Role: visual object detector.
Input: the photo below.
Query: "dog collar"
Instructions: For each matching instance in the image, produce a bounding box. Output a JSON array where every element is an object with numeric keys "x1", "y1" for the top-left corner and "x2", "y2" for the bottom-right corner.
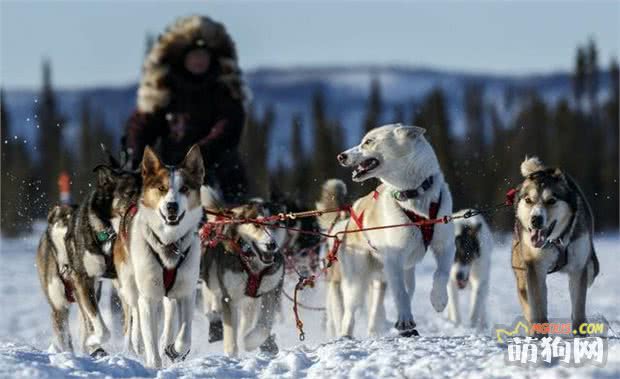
[
  {"x1": 96, "y1": 228, "x2": 117, "y2": 243},
  {"x1": 392, "y1": 176, "x2": 434, "y2": 202}
]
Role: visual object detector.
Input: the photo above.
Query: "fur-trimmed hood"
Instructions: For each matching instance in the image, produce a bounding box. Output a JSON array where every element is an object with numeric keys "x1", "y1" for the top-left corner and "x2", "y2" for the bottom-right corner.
[{"x1": 137, "y1": 15, "x2": 250, "y2": 113}]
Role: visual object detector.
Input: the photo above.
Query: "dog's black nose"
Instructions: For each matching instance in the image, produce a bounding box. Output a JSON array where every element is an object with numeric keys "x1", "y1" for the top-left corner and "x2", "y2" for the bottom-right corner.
[
  {"x1": 531, "y1": 215, "x2": 544, "y2": 229},
  {"x1": 166, "y1": 202, "x2": 179, "y2": 215},
  {"x1": 456, "y1": 272, "x2": 467, "y2": 282},
  {"x1": 265, "y1": 241, "x2": 277, "y2": 252},
  {"x1": 337, "y1": 153, "x2": 347, "y2": 164}
]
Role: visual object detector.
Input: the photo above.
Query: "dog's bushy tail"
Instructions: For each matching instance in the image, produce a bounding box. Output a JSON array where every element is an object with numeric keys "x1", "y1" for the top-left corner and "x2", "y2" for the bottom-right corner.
[
  {"x1": 520, "y1": 156, "x2": 546, "y2": 177},
  {"x1": 315, "y1": 179, "x2": 348, "y2": 230},
  {"x1": 587, "y1": 243, "x2": 600, "y2": 287}
]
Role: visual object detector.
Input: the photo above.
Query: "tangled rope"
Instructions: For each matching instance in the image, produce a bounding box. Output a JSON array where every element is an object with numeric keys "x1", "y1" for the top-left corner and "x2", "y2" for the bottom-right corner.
[{"x1": 200, "y1": 188, "x2": 518, "y2": 340}]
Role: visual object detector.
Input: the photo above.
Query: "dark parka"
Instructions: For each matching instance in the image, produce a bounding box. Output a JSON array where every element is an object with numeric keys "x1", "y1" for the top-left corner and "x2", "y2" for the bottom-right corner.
[{"x1": 125, "y1": 15, "x2": 249, "y2": 202}]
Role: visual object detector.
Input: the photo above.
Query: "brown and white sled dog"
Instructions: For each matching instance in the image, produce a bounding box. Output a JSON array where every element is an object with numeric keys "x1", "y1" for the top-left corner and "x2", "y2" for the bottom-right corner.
[
  {"x1": 113, "y1": 145, "x2": 204, "y2": 367},
  {"x1": 512, "y1": 157, "x2": 599, "y2": 333},
  {"x1": 36, "y1": 205, "x2": 85, "y2": 352},
  {"x1": 200, "y1": 204, "x2": 283, "y2": 357},
  {"x1": 447, "y1": 211, "x2": 492, "y2": 329},
  {"x1": 334, "y1": 124, "x2": 454, "y2": 337}
]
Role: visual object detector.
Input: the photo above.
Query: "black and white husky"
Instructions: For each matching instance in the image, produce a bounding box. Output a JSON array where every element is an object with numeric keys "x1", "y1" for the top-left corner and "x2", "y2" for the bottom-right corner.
[
  {"x1": 512, "y1": 157, "x2": 599, "y2": 333},
  {"x1": 447, "y1": 211, "x2": 492, "y2": 329},
  {"x1": 200, "y1": 203, "x2": 284, "y2": 357}
]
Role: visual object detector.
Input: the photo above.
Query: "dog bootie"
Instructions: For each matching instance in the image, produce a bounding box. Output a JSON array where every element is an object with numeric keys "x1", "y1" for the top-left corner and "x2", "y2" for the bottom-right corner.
[
  {"x1": 259, "y1": 334, "x2": 278, "y2": 355},
  {"x1": 208, "y1": 320, "x2": 224, "y2": 343},
  {"x1": 400, "y1": 329, "x2": 420, "y2": 338},
  {"x1": 164, "y1": 344, "x2": 190, "y2": 362},
  {"x1": 90, "y1": 347, "x2": 108, "y2": 359}
]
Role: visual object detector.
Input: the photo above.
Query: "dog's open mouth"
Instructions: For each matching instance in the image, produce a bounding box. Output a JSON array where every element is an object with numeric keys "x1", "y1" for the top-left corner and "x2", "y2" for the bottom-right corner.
[
  {"x1": 160, "y1": 210, "x2": 185, "y2": 226},
  {"x1": 352, "y1": 158, "x2": 380, "y2": 180},
  {"x1": 456, "y1": 279, "x2": 468, "y2": 289},
  {"x1": 528, "y1": 220, "x2": 556, "y2": 248}
]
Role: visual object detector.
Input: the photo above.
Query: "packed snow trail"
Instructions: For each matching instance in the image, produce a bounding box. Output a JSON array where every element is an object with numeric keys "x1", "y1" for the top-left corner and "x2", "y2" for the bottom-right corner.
[{"x1": 1, "y1": 223, "x2": 618, "y2": 378}]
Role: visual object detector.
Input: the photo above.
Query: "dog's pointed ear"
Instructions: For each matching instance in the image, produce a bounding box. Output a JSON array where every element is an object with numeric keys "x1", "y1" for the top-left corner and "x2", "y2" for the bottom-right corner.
[
  {"x1": 141, "y1": 146, "x2": 163, "y2": 178},
  {"x1": 93, "y1": 164, "x2": 117, "y2": 188},
  {"x1": 394, "y1": 125, "x2": 426, "y2": 139},
  {"x1": 47, "y1": 205, "x2": 62, "y2": 223},
  {"x1": 181, "y1": 144, "x2": 205, "y2": 182},
  {"x1": 551, "y1": 167, "x2": 567, "y2": 182}
]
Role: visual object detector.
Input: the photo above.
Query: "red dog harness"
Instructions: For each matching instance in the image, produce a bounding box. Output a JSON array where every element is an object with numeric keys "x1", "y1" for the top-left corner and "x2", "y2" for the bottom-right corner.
[
  {"x1": 239, "y1": 255, "x2": 284, "y2": 298},
  {"x1": 403, "y1": 193, "x2": 442, "y2": 250},
  {"x1": 350, "y1": 188, "x2": 442, "y2": 250},
  {"x1": 239, "y1": 257, "x2": 274, "y2": 298}
]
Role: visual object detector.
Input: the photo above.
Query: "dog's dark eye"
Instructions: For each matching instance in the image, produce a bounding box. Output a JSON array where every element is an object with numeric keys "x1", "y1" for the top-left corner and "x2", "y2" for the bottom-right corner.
[
  {"x1": 158, "y1": 185, "x2": 167, "y2": 193},
  {"x1": 179, "y1": 185, "x2": 189, "y2": 194},
  {"x1": 524, "y1": 197, "x2": 533, "y2": 205},
  {"x1": 545, "y1": 198, "x2": 557, "y2": 205},
  {"x1": 363, "y1": 139, "x2": 373, "y2": 146}
]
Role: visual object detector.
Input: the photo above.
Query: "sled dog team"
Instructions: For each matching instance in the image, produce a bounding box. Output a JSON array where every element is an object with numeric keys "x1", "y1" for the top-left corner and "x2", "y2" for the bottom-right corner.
[{"x1": 37, "y1": 123, "x2": 599, "y2": 367}]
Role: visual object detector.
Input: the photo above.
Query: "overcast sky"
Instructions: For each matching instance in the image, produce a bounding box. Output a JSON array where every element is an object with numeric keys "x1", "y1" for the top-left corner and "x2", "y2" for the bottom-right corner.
[{"x1": 1, "y1": 0, "x2": 618, "y2": 89}]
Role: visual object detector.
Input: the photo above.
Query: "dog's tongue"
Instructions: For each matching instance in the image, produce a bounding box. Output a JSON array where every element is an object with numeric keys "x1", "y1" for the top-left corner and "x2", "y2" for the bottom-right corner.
[{"x1": 531, "y1": 229, "x2": 545, "y2": 248}]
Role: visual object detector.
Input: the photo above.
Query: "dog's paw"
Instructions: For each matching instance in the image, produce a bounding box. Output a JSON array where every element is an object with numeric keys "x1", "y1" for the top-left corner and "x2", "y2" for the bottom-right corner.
[
  {"x1": 430, "y1": 275, "x2": 449, "y2": 312},
  {"x1": 164, "y1": 344, "x2": 190, "y2": 362},
  {"x1": 208, "y1": 320, "x2": 223, "y2": 343},
  {"x1": 89, "y1": 347, "x2": 108, "y2": 359},
  {"x1": 394, "y1": 316, "x2": 416, "y2": 332},
  {"x1": 259, "y1": 334, "x2": 279, "y2": 355},
  {"x1": 85, "y1": 330, "x2": 109, "y2": 349},
  {"x1": 400, "y1": 329, "x2": 420, "y2": 338}
]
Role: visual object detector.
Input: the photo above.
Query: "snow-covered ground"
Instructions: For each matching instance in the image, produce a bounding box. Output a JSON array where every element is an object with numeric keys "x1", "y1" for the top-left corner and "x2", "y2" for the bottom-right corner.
[{"x1": 0, "y1": 223, "x2": 618, "y2": 378}]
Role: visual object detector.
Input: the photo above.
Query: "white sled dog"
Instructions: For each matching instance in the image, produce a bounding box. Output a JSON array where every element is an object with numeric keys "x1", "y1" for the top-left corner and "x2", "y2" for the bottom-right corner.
[
  {"x1": 334, "y1": 123, "x2": 454, "y2": 337},
  {"x1": 200, "y1": 204, "x2": 283, "y2": 357},
  {"x1": 512, "y1": 157, "x2": 599, "y2": 333},
  {"x1": 447, "y1": 211, "x2": 492, "y2": 329},
  {"x1": 113, "y1": 145, "x2": 204, "y2": 367}
]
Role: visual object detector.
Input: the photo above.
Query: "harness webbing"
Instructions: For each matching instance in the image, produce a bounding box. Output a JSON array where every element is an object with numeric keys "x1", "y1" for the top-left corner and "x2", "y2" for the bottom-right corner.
[
  {"x1": 402, "y1": 193, "x2": 442, "y2": 250},
  {"x1": 151, "y1": 246, "x2": 191, "y2": 296}
]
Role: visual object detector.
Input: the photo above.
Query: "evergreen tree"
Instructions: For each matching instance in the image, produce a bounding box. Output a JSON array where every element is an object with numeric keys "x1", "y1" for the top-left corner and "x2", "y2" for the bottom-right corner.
[
  {"x1": 462, "y1": 82, "x2": 487, "y2": 207},
  {"x1": 363, "y1": 78, "x2": 382, "y2": 134},
  {"x1": 287, "y1": 114, "x2": 311, "y2": 204},
  {"x1": 239, "y1": 106, "x2": 274, "y2": 197},
  {"x1": 1, "y1": 91, "x2": 34, "y2": 236},
  {"x1": 311, "y1": 89, "x2": 347, "y2": 199},
  {"x1": 573, "y1": 46, "x2": 587, "y2": 109},
  {"x1": 586, "y1": 38, "x2": 599, "y2": 113},
  {"x1": 36, "y1": 59, "x2": 66, "y2": 217}
]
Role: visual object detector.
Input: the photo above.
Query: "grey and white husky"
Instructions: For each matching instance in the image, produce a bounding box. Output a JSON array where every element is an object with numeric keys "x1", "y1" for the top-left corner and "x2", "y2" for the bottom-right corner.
[
  {"x1": 63, "y1": 165, "x2": 140, "y2": 357},
  {"x1": 200, "y1": 204, "x2": 283, "y2": 357},
  {"x1": 36, "y1": 205, "x2": 83, "y2": 352},
  {"x1": 335, "y1": 123, "x2": 455, "y2": 337},
  {"x1": 447, "y1": 211, "x2": 493, "y2": 329},
  {"x1": 512, "y1": 157, "x2": 599, "y2": 333}
]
